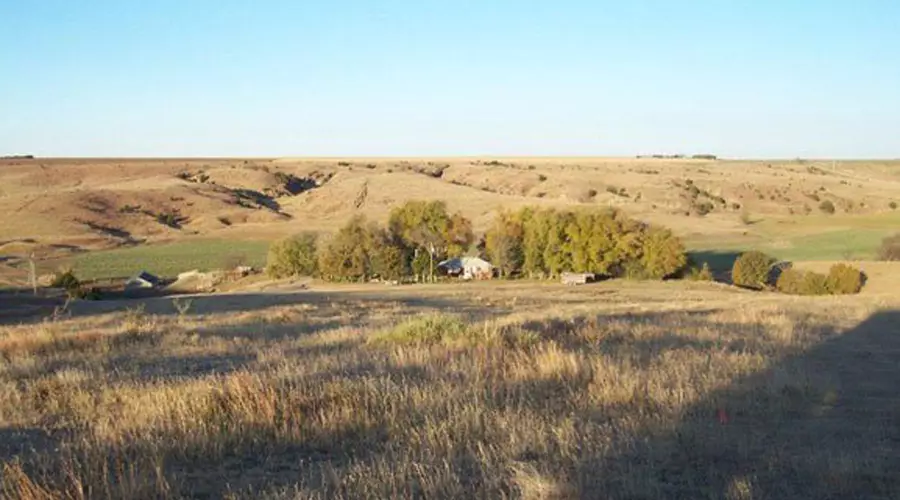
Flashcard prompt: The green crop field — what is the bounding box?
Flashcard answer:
[52,239,270,280]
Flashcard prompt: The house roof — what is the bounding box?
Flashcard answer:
[134,271,160,284]
[438,257,493,270]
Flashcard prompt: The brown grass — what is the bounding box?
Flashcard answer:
[0,280,899,498]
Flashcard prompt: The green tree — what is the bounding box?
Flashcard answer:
[543,211,572,277]
[485,210,524,278]
[445,212,475,257]
[266,232,319,278]
[368,230,410,281]
[637,226,687,279]
[318,216,374,281]
[522,209,553,278]
[388,200,473,281]
[731,251,776,290]
[564,211,594,273]
[586,210,620,276]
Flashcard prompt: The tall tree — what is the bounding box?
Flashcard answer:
[485,210,524,278]
[389,200,473,281]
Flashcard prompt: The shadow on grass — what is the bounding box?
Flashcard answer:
[7,307,899,498]
[586,309,900,498]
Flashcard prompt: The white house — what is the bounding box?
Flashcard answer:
[437,257,494,280]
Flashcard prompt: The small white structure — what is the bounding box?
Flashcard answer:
[437,257,494,280]
[125,271,161,290]
[561,272,595,286]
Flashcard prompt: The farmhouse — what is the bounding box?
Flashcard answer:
[437,257,494,280]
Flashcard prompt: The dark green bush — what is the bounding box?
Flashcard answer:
[889,201,897,210]
[731,251,776,290]
[51,270,80,291]
[818,200,835,214]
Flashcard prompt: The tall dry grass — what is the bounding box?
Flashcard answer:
[0,283,897,498]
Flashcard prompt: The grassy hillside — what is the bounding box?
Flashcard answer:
[1,281,898,498]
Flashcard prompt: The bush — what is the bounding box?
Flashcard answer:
[879,234,900,261]
[51,270,81,291]
[799,270,830,295]
[368,314,471,346]
[731,251,776,290]
[694,202,714,216]
[266,232,319,278]
[776,264,864,296]
[826,264,864,295]
[687,262,714,281]
[776,268,828,295]
[776,268,803,294]
[818,200,835,214]
[890,201,897,210]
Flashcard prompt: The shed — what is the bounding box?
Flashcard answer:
[437,257,494,280]
[125,271,161,290]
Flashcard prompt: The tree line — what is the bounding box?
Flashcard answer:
[267,200,688,282]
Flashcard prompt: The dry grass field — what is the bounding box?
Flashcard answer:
[1,280,899,498]
[2,157,900,498]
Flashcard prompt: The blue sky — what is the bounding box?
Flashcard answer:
[1,1,898,158]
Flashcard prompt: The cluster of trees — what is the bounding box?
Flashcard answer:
[268,200,474,282]
[731,251,865,296]
[483,207,686,279]
[267,201,689,282]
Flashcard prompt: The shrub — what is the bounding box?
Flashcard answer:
[890,201,897,210]
[826,264,864,295]
[368,314,471,346]
[776,265,863,296]
[51,270,80,291]
[775,268,804,294]
[687,262,714,281]
[731,251,776,290]
[266,232,319,278]
[799,270,830,295]
[537,174,548,182]
[694,202,714,216]
[818,200,835,214]
[776,268,830,295]
[878,234,900,261]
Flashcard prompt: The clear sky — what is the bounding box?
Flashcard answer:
[1,1,898,158]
